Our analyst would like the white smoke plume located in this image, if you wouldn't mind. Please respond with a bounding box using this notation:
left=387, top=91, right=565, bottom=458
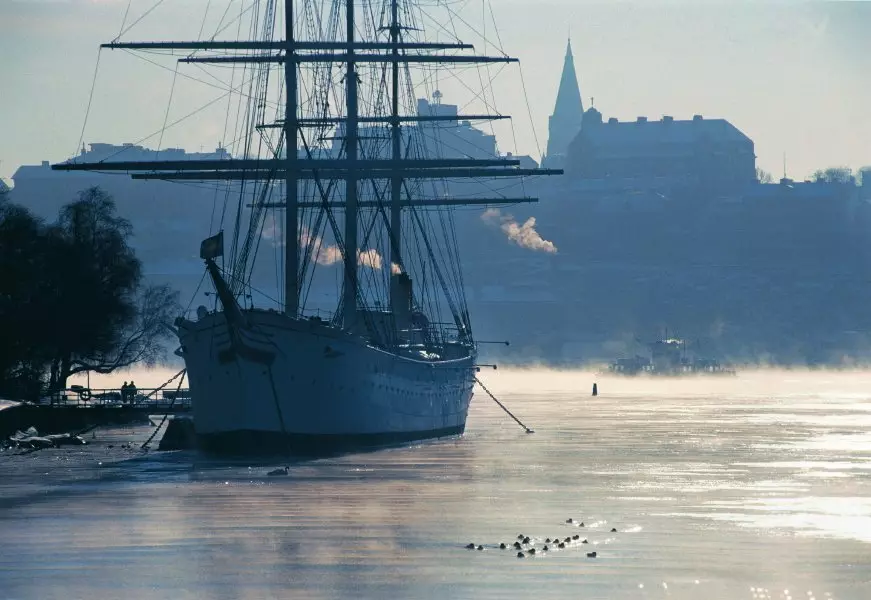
left=262, top=224, right=383, bottom=269
left=299, top=228, right=382, bottom=269
left=261, top=214, right=283, bottom=247
left=298, top=228, right=338, bottom=265
left=358, top=248, right=383, bottom=270
left=317, top=245, right=344, bottom=266
left=481, top=208, right=557, bottom=253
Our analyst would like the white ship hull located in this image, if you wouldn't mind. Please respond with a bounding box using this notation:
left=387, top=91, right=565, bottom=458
left=176, top=310, right=476, bottom=454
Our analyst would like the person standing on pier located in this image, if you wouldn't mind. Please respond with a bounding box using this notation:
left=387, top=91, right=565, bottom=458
left=121, top=381, right=130, bottom=404
left=129, top=381, right=137, bottom=404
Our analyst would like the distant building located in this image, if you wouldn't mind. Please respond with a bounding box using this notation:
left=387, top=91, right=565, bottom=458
left=860, top=167, right=871, bottom=202
left=542, top=39, right=584, bottom=169
left=565, top=109, right=756, bottom=192
left=14, top=142, right=233, bottom=185
left=327, top=91, right=522, bottom=163
left=414, top=94, right=499, bottom=159
left=71, top=142, right=231, bottom=163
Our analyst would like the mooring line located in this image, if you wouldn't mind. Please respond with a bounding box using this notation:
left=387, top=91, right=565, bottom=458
left=141, top=369, right=187, bottom=449
left=474, top=377, right=534, bottom=434
left=265, top=364, right=293, bottom=463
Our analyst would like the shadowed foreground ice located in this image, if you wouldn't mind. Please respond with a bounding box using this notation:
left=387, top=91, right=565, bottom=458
left=1, top=369, right=870, bottom=599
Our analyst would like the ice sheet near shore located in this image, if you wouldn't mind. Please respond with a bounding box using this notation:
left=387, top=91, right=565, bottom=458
left=0, top=424, right=160, bottom=507
left=1, top=368, right=870, bottom=599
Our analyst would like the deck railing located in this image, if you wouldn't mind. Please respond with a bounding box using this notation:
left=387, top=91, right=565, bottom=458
left=38, top=388, right=193, bottom=410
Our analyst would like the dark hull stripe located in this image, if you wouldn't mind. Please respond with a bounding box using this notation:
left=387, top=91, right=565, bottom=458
left=196, top=424, right=465, bottom=456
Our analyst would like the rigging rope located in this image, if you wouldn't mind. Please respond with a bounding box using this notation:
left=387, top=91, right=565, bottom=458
left=75, top=48, right=102, bottom=160
left=141, top=369, right=188, bottom=449
left=156, top=64, right=180, bottom=154
left=117, top=0, right=134, bottom=40
left=114, top=0, right=167, bottom=42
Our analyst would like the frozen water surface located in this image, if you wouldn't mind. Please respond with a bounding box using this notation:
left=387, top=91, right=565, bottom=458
left=0, top=369, right=869, bottom=599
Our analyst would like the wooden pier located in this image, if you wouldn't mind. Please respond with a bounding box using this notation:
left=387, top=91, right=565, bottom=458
left=1, top=387, right=192, bottom=439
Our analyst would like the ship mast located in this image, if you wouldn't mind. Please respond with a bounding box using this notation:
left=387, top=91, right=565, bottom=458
left=284, top=0, right=299, bottom=316
left=53, top=1, right=564, bottom=334
left=343, top=0, right=360, bottom=330
left=389, top=0, right=402, bottom=284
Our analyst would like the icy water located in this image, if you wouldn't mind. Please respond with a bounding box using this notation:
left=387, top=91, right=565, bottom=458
left=1, top=369, right=871, bottom=600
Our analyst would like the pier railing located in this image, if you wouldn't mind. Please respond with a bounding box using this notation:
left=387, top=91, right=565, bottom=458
left=37, top=388, right=192, bottom=411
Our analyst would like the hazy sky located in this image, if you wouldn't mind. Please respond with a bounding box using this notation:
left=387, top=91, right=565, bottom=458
left=1, top=0, right=869, bottom=183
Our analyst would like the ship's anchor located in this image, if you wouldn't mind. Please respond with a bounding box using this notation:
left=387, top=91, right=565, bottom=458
left=474, top=376, right=534, bottom=434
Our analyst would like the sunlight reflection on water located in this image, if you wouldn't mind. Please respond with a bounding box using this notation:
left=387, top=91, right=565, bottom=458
left=0, top=368, right=869, bottom=599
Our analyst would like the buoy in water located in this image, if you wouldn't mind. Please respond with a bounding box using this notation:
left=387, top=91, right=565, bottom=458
left=592, top=383, right=598, bottom=396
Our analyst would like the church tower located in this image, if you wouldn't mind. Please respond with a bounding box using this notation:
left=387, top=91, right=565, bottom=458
left=544, top=39, right=584, bottom=168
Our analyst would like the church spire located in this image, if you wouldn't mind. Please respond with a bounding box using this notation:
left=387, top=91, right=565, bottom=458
left=544, top=38, right=584, bottom=167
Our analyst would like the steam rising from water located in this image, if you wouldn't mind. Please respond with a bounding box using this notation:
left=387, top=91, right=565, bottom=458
left=73, top=365, right=871, bottom=397
left=481, top=208, right=557, bottom=253
left=481, top=366, right=871, bottom=401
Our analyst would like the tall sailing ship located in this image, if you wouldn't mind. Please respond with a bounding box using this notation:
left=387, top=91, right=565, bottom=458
left=55, top=0, right=560, bottom=453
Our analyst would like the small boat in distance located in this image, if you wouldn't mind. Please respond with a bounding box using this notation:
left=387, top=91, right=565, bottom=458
left=608, top=337, right=735, bottom=376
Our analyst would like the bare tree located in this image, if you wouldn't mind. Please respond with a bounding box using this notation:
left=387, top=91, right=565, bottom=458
left=59, top=283, right=181, bottom=381
left=43, top=187, right=181, bottom=391
left=756, top=168, right=774, bottom=184
left=2, top=189, right=183, bottom=397
left=812, top=167, right=855, bottom=185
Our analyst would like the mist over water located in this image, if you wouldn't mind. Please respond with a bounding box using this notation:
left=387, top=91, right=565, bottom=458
left=3, top=368, right=870, bottom=599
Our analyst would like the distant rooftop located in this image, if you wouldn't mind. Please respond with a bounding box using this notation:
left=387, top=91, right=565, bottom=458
left=580, top=109, right=752, bottom=152
left=566, top=108, right=756, bottom=187
left=70, top=142, right=232, bottom=163
left=13, top=143, right=233, bottom=181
